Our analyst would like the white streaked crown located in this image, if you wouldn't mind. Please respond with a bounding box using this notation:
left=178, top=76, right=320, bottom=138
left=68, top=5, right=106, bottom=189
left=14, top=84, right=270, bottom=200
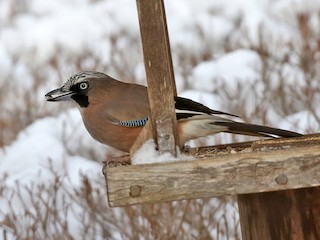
left=62, top=71, right=107, bottom=91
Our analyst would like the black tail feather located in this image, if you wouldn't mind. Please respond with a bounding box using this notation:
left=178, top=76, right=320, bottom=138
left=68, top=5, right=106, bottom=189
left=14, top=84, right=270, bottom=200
left=214, top=121, right=303, bottom=138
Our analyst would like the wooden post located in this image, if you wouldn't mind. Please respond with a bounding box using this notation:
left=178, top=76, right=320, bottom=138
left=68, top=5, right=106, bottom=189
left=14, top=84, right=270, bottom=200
left=238, top=188, right=320, bottom=240
left=136, top=0, right=179, bottom=155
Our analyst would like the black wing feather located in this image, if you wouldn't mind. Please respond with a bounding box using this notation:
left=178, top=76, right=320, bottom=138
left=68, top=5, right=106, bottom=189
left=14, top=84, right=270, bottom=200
left=174, top=96, right=239, bottom=120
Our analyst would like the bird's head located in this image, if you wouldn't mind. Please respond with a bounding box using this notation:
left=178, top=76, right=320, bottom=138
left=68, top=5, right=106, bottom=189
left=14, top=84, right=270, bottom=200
left=45, top=71, right=108, bottom=108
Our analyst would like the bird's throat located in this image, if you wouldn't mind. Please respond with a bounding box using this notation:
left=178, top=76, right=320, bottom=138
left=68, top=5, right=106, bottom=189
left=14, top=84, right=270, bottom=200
left=71, top=94, right=89, bottom=108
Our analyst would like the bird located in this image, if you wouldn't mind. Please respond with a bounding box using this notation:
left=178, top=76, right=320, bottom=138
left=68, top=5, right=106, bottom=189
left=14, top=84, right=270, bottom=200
left=45, top=71, right=303, bottom=152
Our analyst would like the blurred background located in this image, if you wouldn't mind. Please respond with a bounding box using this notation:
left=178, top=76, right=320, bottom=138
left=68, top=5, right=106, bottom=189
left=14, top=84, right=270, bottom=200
left=0, top=0, right=320, bottom=239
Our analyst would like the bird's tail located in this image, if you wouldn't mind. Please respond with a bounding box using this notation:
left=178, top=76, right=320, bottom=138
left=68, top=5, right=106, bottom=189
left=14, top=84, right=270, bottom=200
left=214, top=121, right=303, bottom=138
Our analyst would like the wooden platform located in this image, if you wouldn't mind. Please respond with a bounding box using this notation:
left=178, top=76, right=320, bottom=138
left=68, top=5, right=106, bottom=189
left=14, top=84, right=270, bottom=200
left=104, top=134, right=320, bottom=207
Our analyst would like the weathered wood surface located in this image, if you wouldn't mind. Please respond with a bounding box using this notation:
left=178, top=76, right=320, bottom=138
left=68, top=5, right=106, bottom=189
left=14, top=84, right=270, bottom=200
left=237, top=134, right=320, bottom=240
left=238, top=187, right=320, bottom=240
left=106, top=138, right=320, bottom=207
left=135, top=0, right=179, bottom=156
left=252, top=133, right=320, bottom=149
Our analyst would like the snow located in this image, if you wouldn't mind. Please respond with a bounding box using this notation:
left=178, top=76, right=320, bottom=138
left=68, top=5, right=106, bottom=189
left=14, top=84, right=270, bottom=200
left=271, top=0, right=320, bottom=21
left=0, top=108, right=107, bottom=239
left=0, top=0, right=319, bottom=238
left=190, top=49, right=265, bottom=117
left=0, top=108, right=106, bottom=184
left=179, top=90, right=223, bottom=111
left=132, top=139, right=193, bottom=165
left=0, top=0, right=139, bottom=66
left=191, top=49, right=262, bottom=92
left=0, top=45, right=12, bottom=78
left=279, top=110, right=320, bottom=134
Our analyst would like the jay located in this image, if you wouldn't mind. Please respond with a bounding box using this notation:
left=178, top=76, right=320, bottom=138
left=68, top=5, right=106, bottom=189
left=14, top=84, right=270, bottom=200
left=45, top=71, right=302, bottom=152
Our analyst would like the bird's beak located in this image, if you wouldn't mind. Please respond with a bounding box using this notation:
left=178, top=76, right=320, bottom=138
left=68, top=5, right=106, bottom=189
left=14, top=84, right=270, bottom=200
left=45, top=88, right=75, bottom=102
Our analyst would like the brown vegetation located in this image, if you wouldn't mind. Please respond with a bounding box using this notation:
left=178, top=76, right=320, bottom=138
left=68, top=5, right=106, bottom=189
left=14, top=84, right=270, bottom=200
left=1, top=4, right=320, bottom=239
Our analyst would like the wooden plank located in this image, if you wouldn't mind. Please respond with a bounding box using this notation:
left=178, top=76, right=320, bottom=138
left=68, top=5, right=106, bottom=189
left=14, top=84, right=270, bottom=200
left=184, top=133, right=320, bottom=156
left=238, top=187, right=320, bottom=240
left=105, top=143, right=320, bottom=207
left=252, top=133, right=320, bottom=149
left=237, top=133, right=320, bottom=240
left=135, top=0, right=179, bottom=156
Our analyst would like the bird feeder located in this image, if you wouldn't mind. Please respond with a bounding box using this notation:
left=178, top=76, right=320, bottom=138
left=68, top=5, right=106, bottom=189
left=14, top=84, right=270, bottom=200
left=104, top=0, right=320, bottom=239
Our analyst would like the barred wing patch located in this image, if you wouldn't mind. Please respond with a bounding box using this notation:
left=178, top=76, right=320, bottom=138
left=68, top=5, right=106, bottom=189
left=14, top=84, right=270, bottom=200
left=119, top=117, right=149, bottom=127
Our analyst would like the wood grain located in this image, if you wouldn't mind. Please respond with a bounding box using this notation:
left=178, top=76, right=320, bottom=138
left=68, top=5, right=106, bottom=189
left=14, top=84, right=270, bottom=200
left=238, top=134, right=320, bottom=240
left=105, top=144, right=320, bottom=207
left=136, top=0, right=179, bottom=156
left=238, top=187, right=320, bottom=240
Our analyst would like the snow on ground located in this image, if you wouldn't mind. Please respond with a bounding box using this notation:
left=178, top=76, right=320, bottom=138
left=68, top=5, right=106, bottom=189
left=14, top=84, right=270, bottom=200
left=279, top=110, right=320, bottom=133
left=0, top=108, right=106, bottom=183
left=0, top=0, right=139, bottom=66
left=0, top=0, right=319, bottom=238
left=0, top=108, right=105, bottom=201
left=0, top=108, right=107, bottom=238
left=189, top=49, right=267, bottom=117
left=191, top=49, right=263, bottom=92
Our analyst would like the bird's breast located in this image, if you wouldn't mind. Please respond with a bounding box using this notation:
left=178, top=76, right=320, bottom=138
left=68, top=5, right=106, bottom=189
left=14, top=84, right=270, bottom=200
left=81, top=108, right=143, bottom=152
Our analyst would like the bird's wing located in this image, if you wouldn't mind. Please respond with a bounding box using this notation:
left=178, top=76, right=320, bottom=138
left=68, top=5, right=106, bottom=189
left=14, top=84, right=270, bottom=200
left=104, top=112, right=149, bottom=127
left=104, top=94, right=240, bottom=127
left=103, top=83, right=151, bottom=127
left=174, top=96, right=239, bottom=120
left=101, top=81, right=241, bottom=127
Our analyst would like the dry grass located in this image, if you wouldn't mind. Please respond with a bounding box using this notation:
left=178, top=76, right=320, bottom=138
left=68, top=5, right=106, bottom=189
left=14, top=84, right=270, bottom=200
left=0, top=165, right=240, bottom=239
left=1, top=4, right=320, bottom=240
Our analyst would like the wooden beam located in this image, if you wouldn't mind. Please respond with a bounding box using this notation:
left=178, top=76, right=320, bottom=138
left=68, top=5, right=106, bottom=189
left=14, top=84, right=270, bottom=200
left=105, top=137, right=320, bottom=207
left=238, top=187, right=320, bottom=239
left=135, top=0, right=179, bottom=156
left=237, top=134, right=320, bottom=239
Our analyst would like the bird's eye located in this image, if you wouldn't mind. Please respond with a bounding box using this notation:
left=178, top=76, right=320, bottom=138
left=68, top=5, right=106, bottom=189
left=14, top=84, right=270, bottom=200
left=79, top=82, right=88, bottom=90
